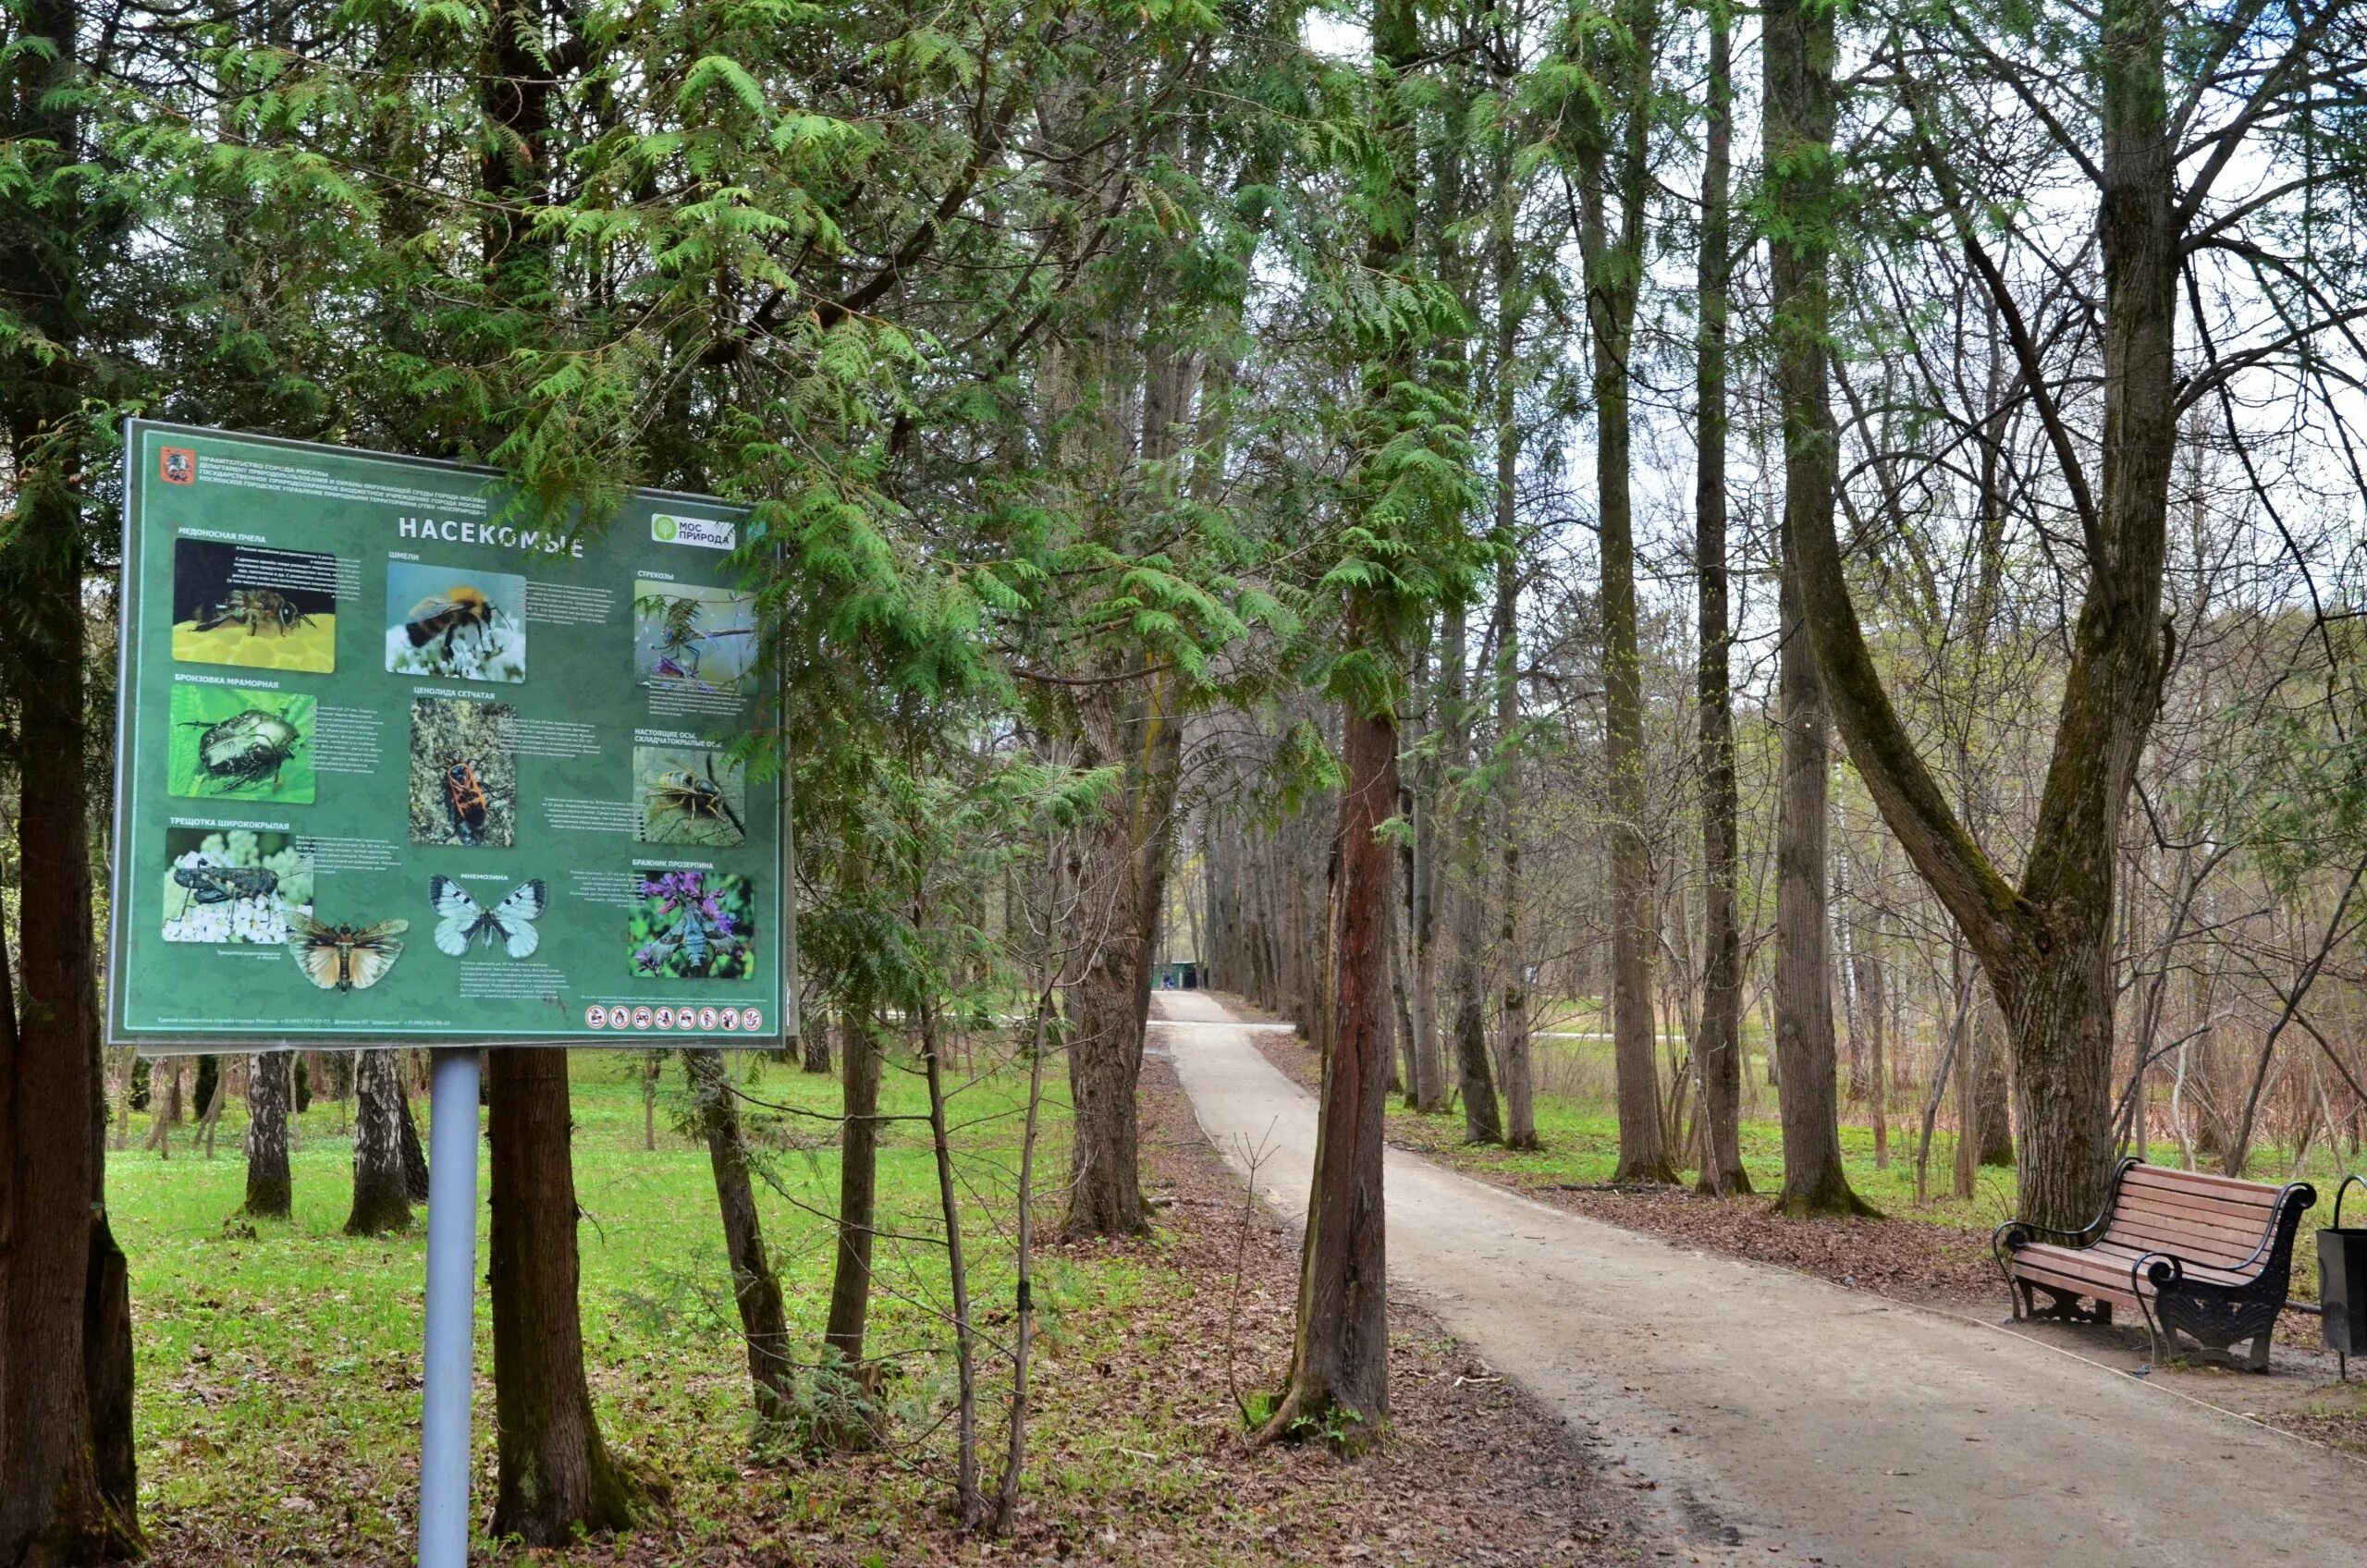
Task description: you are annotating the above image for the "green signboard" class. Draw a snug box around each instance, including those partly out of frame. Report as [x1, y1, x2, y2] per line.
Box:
[107, 421, 794, 1048]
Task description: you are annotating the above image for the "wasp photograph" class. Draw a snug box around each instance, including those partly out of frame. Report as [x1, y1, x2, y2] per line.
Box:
[408, 695, 518, 847]
[161, 827, 313, 945]
[169, 537, 338, 674]
[166, 685, 317, 802]
[633, 582, 758, 695]
[385, 559, 526, 683]
[628, 870, 755, 980]
[633, 746, 747, 847]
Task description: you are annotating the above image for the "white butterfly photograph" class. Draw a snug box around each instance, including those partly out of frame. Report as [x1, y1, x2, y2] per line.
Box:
[428, 876, 548, 960]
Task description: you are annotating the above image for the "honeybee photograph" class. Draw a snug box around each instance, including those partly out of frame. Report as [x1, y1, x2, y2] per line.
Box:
[628, 870, 755, 980]
[408, 695, 518, 847]
[166, 684, 317, 802]
[161, 827, 313, 945]
[169, 538, 338, 673]
[385, 559, 526, 683]
[633, 746, 747, 847]
[633, 582, 758, 695]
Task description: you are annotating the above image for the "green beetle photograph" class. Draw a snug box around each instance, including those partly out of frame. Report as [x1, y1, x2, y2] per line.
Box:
[166, 685, 317, 802]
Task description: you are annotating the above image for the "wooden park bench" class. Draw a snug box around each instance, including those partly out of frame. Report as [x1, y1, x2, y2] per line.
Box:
[1994, 1158, 2317, 1369]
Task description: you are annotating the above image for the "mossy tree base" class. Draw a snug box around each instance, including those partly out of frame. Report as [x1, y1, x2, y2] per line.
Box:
[1772, 1182, 1883, 1220]
[1698, 1165, 1755, 1198]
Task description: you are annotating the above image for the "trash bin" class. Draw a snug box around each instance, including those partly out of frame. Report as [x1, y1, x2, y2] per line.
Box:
[2322, 1174, 2367, 1379]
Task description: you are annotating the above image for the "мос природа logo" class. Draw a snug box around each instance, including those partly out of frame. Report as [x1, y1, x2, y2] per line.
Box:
[651, 512, 735, 551]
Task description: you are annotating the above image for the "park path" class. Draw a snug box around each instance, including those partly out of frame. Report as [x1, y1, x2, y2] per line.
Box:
[1152, 989, 2367, 1567]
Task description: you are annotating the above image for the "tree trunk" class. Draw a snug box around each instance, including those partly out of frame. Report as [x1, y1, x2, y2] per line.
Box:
[1779, 0, 2179, 1233]
[1692, 2, 1747, 1195]
[1063, 812, 1150, 1236]
[685, 1049, 794, 1435]
[1601, 362, 1668, 1186]
[802, 1016, 832, 1074]
[143, 1061, 180, 1157]
[109, 1054, 130, 1153]
[245, 1052, 295, 1219]
[641, 1055, 660, 1152]
[82, 1201, 136, 1553]
[1976, 991, 2017, 1168]
[1764, 0, 1871, 1219]
[820, 999, 884, 1447]
[1571, 0, 1673, 1185]
[0, 918, 122, 1568]
[1406, 720, 1448, 1112]
[0, 260, 141, 1563]
[1390, 855, 1424, 1103]
[344, 1049, 413, 1235]
[193, 1057, 219, 1132]
[1772, 581, 1873, 1216]
[919, 1002, 983, 1525]
[1491, 159, 1538, 1153]
[1840, 875, 1869, 1104]
[487, 1049, 650, 1541]
[197, 1064, 227, 1159]
[398, 1058, 431, 1204]
[1262, 703, 1396, 1449]
[1449, 937, 1502, 1145]
[993, 980, 1055, 1533]
[1861, 949, 1890, 1168]
[1441, 607, 1502, 1146]
[1954, 999, 1982, 1200]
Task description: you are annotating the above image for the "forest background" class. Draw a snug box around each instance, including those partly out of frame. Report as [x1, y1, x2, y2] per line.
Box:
[6, 0, 2367, 1561]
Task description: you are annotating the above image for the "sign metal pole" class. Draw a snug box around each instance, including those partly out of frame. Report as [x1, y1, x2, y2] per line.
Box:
[418, 1047, 482, 1566]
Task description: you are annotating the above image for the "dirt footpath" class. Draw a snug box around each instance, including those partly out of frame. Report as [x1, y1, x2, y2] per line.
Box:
[1155, 990, 2367, 1568]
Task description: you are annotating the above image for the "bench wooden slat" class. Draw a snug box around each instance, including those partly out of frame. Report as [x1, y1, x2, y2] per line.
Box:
[2082, 1242, 2254, 1286]
[2103, 1212, 2270, 1266]
[2010, 1243, 2251, 1301]
[2106, 1210, 2263, 1248]
[2011, 1244, 2145, 1306]
[2112, 1196, 2277, 1240]
[2110, 1207, 2269, 1246]
[2116, 1188, 2281, 1233]
[2120, 1162, 2287, 1197]
[2120, 1164, 2283, 1207]
[2104, 1233, 2260, 1272]
[2118, 1173, 2281, 1214]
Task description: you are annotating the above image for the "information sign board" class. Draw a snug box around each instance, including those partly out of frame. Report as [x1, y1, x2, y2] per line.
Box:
[107, 421, 794, 1047]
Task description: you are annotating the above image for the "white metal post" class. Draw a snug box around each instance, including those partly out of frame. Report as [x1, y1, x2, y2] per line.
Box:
[418, 1047, 481, 1566]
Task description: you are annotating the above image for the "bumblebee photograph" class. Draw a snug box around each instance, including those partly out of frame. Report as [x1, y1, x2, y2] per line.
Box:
[169, 538, 338, 673]
[408, 695, 518, 847]
[628, 870, 755, 980]
[166, 684, 316, 802]
[385, 559, 526, 683]
[633, 746, 747, 847]
[633, 582, 758, 695]
[161, 827, 313, 945]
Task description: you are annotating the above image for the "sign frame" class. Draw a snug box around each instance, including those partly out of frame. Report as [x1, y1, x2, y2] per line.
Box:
[106, 419, 799, 1052]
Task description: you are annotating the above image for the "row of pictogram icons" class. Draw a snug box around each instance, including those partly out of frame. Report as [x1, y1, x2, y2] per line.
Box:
[584, 1003, 763, 1034]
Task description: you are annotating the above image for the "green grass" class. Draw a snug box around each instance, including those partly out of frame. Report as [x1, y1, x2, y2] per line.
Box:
[1424, 1028, 2367, 1268]
[112, 1046, 1088, 1556]
[1392, 1087, 2019, 1226]
[1449, 1032, 2017, 1227]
